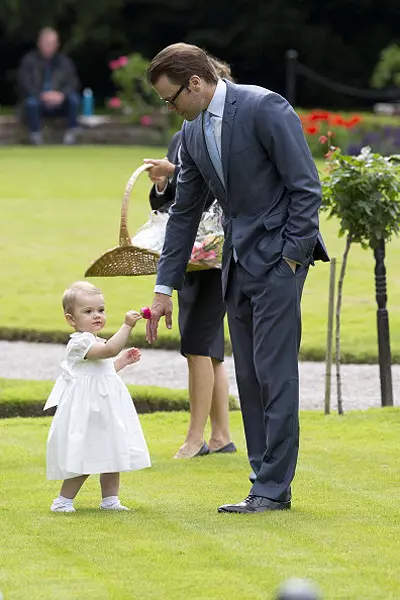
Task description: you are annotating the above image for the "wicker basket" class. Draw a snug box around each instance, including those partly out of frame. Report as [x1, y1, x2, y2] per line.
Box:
[85, 164, 216, 278]
[85, 164, 160, 277]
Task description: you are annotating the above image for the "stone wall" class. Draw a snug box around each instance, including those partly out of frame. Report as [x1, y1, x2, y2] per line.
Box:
[0, 115, 168, 146]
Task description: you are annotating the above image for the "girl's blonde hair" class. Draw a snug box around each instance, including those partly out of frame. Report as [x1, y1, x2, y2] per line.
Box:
[62, 281, 103, 314]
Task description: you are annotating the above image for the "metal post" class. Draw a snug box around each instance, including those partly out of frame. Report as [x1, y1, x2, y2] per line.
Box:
[285, 49, 298, 106]
[373, 239, 393, 406]
[324, 258, 336, 414]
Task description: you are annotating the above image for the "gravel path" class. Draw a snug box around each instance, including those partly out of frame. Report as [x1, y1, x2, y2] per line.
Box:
[0, 340, 398, 411]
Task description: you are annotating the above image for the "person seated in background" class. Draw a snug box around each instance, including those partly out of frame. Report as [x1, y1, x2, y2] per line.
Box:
[17, 27, 80, 146]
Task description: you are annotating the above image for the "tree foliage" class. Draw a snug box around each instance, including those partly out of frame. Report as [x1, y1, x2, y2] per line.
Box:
[0, 0, 399, 106]
[321, 147, 400, 249]
[371, 44, 400, 90]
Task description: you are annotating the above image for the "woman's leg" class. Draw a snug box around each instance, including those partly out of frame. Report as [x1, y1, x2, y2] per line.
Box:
[174, 354, 214, 458]
[208, 359, 232, 451]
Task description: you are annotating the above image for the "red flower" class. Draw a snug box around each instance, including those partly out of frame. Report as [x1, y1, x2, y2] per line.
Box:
[305, 125, 319, 135]
[140, 307, 152, 320]
[319, 135, 328, 144]
[343, 116, 362, 128]
[310, 111, 330, 121]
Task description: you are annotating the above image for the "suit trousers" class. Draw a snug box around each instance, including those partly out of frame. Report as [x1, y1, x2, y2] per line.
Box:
[225, 258, 308, 501]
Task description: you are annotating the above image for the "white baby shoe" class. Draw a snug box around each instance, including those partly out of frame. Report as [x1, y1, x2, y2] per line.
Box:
[99, 498, 130, 511]
[50, 498, 76, 513]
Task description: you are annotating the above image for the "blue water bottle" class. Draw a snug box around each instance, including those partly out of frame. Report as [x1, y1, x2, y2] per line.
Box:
[82, 87, 94, 116]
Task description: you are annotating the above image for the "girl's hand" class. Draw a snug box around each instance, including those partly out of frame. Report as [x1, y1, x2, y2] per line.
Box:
[124, 310, 142, 327]
[123, 347, 141, 365]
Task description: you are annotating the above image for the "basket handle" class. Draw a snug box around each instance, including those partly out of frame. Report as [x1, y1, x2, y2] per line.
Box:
[119, 163, 153, 246]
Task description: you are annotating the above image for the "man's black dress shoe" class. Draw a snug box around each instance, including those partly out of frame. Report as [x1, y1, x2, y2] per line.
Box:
[218, 494, 291, 513]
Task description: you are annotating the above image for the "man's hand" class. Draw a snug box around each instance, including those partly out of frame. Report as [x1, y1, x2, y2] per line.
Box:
[146, 293, 173, 344]
[40, 90, 64, 105]
[143, 158, 175, 181]
[155, 176, 168, 191]
[284, 258, 297, 274]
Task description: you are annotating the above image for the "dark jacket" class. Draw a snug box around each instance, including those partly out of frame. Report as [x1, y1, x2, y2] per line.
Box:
[18, 50, 79, 99]
[156, 80, 329, 294]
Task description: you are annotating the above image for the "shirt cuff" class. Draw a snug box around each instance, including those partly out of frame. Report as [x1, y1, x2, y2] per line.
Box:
[154, 180, 168, 196]
[154, 285, 173, 296]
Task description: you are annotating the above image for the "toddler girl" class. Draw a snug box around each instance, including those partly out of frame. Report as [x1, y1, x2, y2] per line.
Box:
[44, 281, 151, 512]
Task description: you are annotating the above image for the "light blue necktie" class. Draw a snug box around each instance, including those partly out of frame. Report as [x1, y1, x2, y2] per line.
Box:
[203, 110, 238, 261]
[203, 110, 224, 187]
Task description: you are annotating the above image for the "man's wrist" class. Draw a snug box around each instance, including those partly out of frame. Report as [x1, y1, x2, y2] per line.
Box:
[154, 284, 173, 296]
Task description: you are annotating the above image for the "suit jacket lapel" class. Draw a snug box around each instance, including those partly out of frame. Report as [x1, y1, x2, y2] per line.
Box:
[221, 80, 237, 189]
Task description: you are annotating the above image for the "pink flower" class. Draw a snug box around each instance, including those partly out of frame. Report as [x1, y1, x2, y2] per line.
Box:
[109, 59, 121, 70]
[140, 115, 153, 127]
[140, 307, 152, 320]
[108, 97, 122, 109]
[118, 56, 129, 67]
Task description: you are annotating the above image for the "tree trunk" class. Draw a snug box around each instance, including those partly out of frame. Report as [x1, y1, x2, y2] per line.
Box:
[335, 234, 352, 415]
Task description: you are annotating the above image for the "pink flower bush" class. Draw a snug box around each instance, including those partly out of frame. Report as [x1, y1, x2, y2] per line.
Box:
[109, 56, 129, 70]
[108, 96, 122, 109]
[118, 56, 129, 67]
[140, 115, 153, 127]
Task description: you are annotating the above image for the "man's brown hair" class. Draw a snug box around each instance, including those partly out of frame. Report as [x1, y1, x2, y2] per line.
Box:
[147, 43, 219, 86]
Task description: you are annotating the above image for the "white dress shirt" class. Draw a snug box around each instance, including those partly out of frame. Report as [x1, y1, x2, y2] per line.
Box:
[154, 79, 227, 297]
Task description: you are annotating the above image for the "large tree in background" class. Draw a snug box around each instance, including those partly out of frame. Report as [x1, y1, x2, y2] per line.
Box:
[0, 0, 398, 108]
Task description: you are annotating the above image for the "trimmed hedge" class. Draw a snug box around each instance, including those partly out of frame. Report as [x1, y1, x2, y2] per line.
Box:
[0, 378, 239, 419]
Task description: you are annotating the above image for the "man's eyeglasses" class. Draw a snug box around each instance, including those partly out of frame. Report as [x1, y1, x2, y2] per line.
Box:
[163, 84, 186, 107]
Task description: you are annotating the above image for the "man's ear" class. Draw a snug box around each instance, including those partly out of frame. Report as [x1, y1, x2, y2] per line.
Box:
[189, 75, 201, 90]
[65, 313, 75, 327]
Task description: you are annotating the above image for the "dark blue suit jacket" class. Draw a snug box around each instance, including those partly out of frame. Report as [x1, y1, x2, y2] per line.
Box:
[157, 80, 329, 294]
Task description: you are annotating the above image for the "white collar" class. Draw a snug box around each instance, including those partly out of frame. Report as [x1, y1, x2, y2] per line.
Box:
[206, 78, 226, 118]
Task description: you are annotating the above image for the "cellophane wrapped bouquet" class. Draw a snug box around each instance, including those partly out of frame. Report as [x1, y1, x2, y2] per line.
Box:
[131, 200, 224, 270]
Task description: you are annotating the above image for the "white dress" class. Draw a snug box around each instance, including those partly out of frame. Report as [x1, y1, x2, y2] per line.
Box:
[45, 332, 151, 480]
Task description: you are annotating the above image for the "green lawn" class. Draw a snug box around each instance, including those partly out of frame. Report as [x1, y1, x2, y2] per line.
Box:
[0, 146, 399, 361]
[0, 410, 399, 600]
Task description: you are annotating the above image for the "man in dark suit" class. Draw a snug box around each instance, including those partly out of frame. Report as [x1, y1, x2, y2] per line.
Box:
[146, 43, 329, 513]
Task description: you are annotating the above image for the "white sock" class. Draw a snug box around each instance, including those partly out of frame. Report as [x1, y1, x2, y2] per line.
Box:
[56, 495, 74, 506]
[101, 495, 119, 506]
